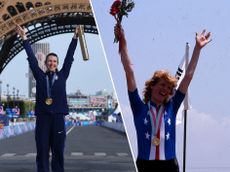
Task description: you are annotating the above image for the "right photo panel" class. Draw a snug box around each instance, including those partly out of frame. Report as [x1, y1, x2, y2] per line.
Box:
[92, 1, 230, 172]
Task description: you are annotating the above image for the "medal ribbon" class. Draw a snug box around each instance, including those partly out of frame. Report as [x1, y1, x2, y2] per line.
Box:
[148, 102, 164, 139]
[46, 73, 57, 99]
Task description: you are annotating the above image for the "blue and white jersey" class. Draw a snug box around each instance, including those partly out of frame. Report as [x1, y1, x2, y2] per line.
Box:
[128, 89, 185, 160]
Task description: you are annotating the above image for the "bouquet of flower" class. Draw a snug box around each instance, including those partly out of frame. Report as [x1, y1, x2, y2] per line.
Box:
[110, 0, 135, 43]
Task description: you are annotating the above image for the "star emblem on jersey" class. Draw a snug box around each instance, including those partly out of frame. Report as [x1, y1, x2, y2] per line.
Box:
[144, 117, 148, 125]
[167, 118, 171, 126]
[145, 132, 150, 140]
[166, 132, 170, 140]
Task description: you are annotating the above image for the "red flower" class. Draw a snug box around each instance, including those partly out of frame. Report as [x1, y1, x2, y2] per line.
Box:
[110, 0, 135, 43]
[110, 0, 121, 17]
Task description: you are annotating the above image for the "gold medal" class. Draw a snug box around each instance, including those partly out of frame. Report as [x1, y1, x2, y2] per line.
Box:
[152, 137, 160, 146]
[45, 98, 53, 105]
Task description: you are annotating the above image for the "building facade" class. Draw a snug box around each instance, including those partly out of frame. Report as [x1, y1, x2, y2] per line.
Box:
[28, 43, 49, 98]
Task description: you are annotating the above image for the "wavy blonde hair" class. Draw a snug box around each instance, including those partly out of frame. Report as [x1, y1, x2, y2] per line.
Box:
[143, 70, 178, 103]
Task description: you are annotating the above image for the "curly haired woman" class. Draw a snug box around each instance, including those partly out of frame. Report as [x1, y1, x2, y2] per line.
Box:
[114, 24, 211, 172]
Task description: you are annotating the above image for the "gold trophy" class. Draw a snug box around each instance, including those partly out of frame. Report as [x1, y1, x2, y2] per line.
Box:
[79, 25, 89, 61]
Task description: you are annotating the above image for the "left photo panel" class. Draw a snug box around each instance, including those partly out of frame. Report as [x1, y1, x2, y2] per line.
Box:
[0, 1, 136, 172]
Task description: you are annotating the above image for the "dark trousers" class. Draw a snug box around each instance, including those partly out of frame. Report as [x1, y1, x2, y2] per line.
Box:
[136, 158, 179, 172]
[35, 114, 66, 172]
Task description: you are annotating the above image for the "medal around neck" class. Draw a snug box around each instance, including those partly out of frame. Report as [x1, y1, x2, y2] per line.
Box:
[148, 102, 164, 147]
[45, 98, 53, 105]
[152, 137, 160, 146]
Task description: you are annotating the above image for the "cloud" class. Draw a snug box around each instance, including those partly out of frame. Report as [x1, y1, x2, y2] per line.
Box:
[120, 104, 230, 171]
[177, 109, 230, 169]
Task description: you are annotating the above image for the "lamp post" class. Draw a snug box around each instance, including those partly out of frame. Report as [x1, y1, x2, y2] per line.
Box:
[0, 80, 2, 102]
[12, 87, 15, 107]
[6, 84, 9, 104]
[16, 89, 19, 100]
[6, 84, 11, 120]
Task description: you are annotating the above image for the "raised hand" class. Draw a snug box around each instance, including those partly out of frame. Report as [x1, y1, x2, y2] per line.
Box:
[114, 23, 127, 53]
[74, 25, 80, 36]
[179, 29, 212, 94]
[15, 24, 27, 40]
[195, 30, 211, 49]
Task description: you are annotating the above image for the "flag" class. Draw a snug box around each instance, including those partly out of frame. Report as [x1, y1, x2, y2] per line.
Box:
[176, 42, 192, 125]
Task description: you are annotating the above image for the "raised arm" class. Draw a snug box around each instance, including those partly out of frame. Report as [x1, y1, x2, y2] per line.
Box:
[61, 26, 79, 78]
[179, 30, 211, 94]
[15, 24, 43, 78]
[115, 24, 137, 92]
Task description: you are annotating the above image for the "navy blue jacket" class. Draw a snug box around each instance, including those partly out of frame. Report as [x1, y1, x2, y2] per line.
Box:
[23, 38, 78, 116]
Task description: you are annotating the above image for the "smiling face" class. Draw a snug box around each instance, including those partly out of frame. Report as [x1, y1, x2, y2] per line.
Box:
[45, 54, 58, 72]
[143, 70, 177, 104]
[150, 78, 174, 105]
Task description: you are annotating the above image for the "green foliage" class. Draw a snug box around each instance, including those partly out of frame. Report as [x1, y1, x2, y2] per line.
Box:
[1, 100, 35, 118]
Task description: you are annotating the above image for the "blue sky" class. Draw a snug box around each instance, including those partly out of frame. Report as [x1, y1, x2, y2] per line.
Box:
[92, 0, 230, 171]
[0, 33, 115, 98]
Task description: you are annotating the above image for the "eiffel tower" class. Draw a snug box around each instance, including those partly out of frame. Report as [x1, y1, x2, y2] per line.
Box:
[0, 0, 97, 74]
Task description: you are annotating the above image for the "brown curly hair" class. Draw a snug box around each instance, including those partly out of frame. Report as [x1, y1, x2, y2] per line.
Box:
[143, 70, 178, 103]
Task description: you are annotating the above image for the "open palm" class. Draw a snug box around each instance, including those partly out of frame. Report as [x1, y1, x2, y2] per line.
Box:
[196, 30, 211, 48]
[15, 24, 27, 37]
